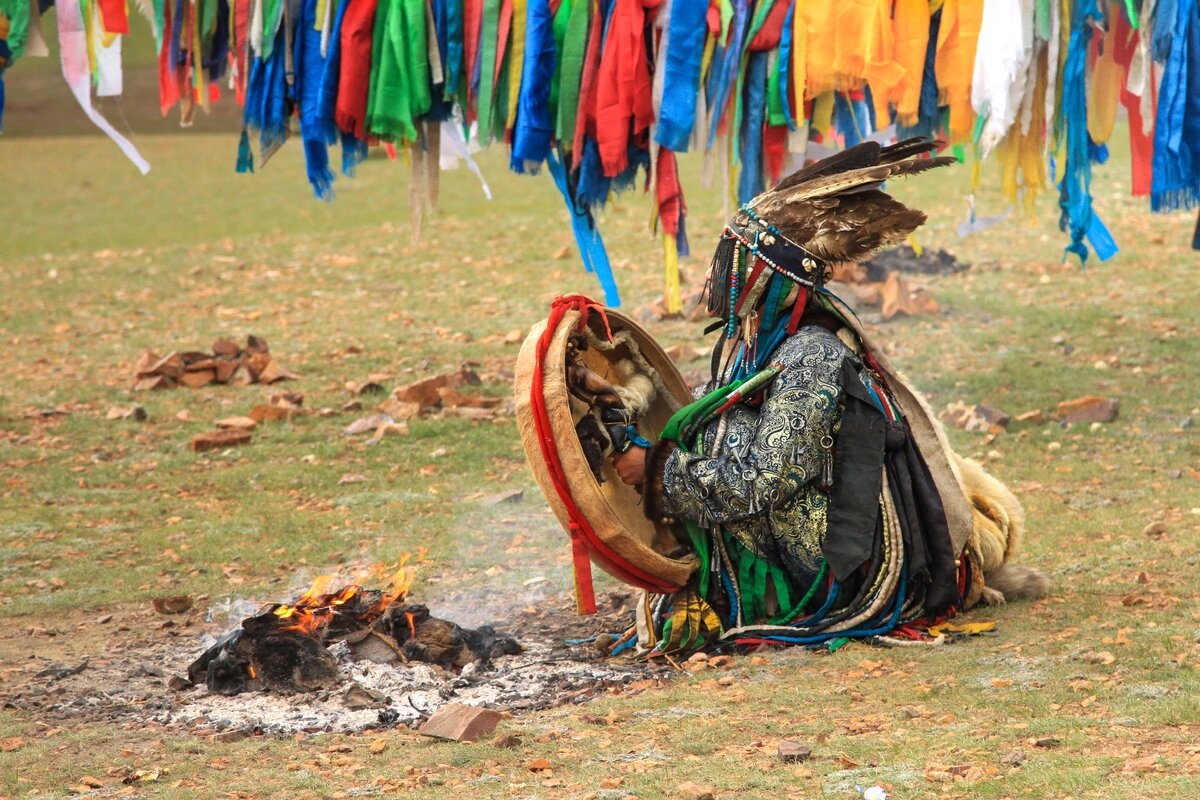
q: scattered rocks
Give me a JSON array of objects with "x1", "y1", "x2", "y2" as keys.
[
  {"x1": 134, "y1": 336, "x2": 294, "y2": 390},
  {"x1": 418, "y1": 703, "x2": 503, "y2": 743},
  {"x1": 1056, "y1": 396, "x2": 1118, "y2": 424}
]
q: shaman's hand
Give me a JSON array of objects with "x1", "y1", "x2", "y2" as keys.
[{"x1": 611, "y1": 446, "x2": 648, "y2": 487}]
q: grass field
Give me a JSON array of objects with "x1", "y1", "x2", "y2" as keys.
[{"x1": 2, "y1": 86, "x2": 1199, "y2": 800}]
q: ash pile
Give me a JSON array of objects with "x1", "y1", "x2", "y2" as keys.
[{"x1": 164, "y1": 573, "x2": 664, "y2": 735}]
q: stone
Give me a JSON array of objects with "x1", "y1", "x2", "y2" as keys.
[
  {"x1": 248, "y1": 404, "x2": 295, "y2": 422},
  {"x1": 212, "y1": 338, "x2": 241, "y2": 357},
  {"x1": 490, "y1": 734, "x2": 522, "y2": 749},
  {"x1": 674, "y1": 782, "x2": 715, "y2": 800},
  {"x1": 191, "y1": 429, "x2": 252, "y2": 452},
  {"x1": 215, "y1": 416, "x2": 258, "y2": 430},
  {"x1": 707, "y1": 655, "x2": 734, "y2": 669},
  {"x1": 213, "y1": 359, "x2": 241, "y2": 383},
  {"x1": 1034, "y1": 737, "x2": 1061, "y2": 748},
  {"x1": 418, "y1": 703, "x2": 503, "y2": 743},
  {"x1": 777, "y1": 740, "x2": 812, "y2": 763},
  {"x1": 377, "y1": 398, "x2": 422, "y2": 420},
  {"x1": 343, "y1": 683, "x2": 387, "y2": 710},
  {"x1": 1056, "y1": 396, "x2": 1118, "y2": 424},
  {"x1": 1143, "y1": 521, "x2": 1168, "y2": 539},
  {"x1": 393, "y1": 375, "x2": 450, "y2": 408},
  {"x1": 1014, "y1": 409, "x2": 1044, "y2": 425},
  {"x1": 134, "y1": 375, "x2": 174, "y2": 391},
  {"x1": 999, "y1": 750, "x2": 1026, "y2": 767},
  {"x1": 963, "y1": 404, "x2": 1010, "y2": 434},
  {"x1": 244, "y1": 335, "x2": 270, "y2": 354},
  {"x1": 152, "y1": 595, "x2": 193, "y2": 614},
  {"x1": 481, "y1": 489, "x2": 524, "y2": 506},
  {"x1": 106, "y1": 405, "x2": 147, "y2": 421},
  {"x1": 346, "y1": 381, "x2": 386, "y2": 396},
  {"x1": 180, "y1": 369, "x2": 216, "y2": 389},
  {"x1": 167, "y1": 676, "x2": 192, "y2": 692},
  {"x1": 525, "y1": 758, "x2": 552, "y2": 772},
  {"x1": 257, "y1": 359, "x2": 296, "y2": 384}
]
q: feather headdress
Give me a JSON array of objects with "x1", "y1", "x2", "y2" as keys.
[{"x1": 705, "y1": 138, "x2": 954, "y2": 319}]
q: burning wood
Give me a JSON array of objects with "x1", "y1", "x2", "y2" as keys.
[
  {"x1": 186, "y1": 562, "x2": 521, "y2": 696},
  {"x1": 133, "y1": 336, "x2": 296, "y2": 391}
]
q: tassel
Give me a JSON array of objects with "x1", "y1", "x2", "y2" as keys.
[{"x1": 236, "y1": 128, "x2": 255, "y2": 173}]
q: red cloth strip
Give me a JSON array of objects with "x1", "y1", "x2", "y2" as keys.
[
  {"x1": 97, "y1": 0, "x2": 129, "y2": 34},
  {"x1": 335, "y1": 0, "x2": 379, "y2": 140},
  {"x1": 785, "y1": 286, "x2": 808, "y2": 334}
]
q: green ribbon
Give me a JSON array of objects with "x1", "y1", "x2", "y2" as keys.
[
  {"x1": 476, "y1": 0, "x2": 502, "y2": 145},
  {"x1": 556, "y1": 0, "x2": 589, "y2": 149}
]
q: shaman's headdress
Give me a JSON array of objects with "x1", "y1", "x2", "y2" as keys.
[{"x1": 705, "y1": 137, "x2": 955, "y2": 333}]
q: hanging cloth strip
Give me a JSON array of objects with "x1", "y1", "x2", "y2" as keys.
[
  {"x1": 655, "y1": 0, "x2": 707, "y2": 152},
  {"x1": 295, "y1": 0, "x2": 335, "y2": 197},
  {"x1": 58, "y1": 0, "x2": 150, "y2": 173},
  {"x1": 1150, "y1": 0, "x2": 1200, "y2": 211},
  {"x1": 510, "y1": 0, "x2": 556, "y2": 171}
]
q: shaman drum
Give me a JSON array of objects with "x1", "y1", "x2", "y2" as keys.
[{"x1": 514, "y1": 299, "x2": 699, "y2": 603}]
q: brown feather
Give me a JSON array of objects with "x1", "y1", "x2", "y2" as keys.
[{"x1": 771, "y1": 141, "x2": 882, "y2": 192}]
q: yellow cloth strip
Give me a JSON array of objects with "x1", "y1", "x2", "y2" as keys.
[
  {"x1": 506, "y1": 0, "x2": 527, "y2": 131},
  {"x1": 906, "y1": 233, "x2": 923, "y2": 256},
  {"x1": 663, "y1": 232, "x2": 682, "y2": 315}
]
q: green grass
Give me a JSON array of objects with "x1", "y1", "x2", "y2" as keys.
[{"x1": 1, "y1": 112, "x2": 1199, "y2": 798}]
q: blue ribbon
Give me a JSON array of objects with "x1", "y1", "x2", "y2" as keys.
[
  {"x1": 707, "y1": 0, "x2": 750, "y2": 150},
  {"x1": 547, "y1": 147, "x2": 621, "y2": 306},
  {"x1": 1150, "y1": 0, "x2": 1200, "y2": 212},
  {"x1": 295, "y1": 0, "x2": 334, "y2": 199},
  {"x1": 656, "y1": 0, "x2": 709, "y2": 152},
  {"x1": 737, "y1": 50, "x2": 768, "y2": 203},
  {"x1": 777, "y1": 1, "x2": 796, "y2": 131}
]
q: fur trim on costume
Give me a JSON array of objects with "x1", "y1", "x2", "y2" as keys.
[
  {"x1": 953, "y1": 454, "x2": 1048, "y2": 605},
  {"x1": 981, "y1": 563, "x2": 1051, "y2": 602},
  {"x1": 642, "y1": 440, "x2": 679, "y2": 522}
]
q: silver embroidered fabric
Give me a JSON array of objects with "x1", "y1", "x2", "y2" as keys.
[{"x1": 659, "y1": 325, "x2": 849, "y2": 579}]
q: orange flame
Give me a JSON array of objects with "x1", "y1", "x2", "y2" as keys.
[{"x1": 272, "y1": 557, "x2": 415, "y2": 635}]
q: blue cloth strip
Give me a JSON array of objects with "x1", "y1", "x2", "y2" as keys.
[{"x1": 656, "y1": 0, "x2": 709, "y2": 152}]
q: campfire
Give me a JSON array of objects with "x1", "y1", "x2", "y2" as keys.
[{"x1": 187, "y1": 560, "x2": 521, "y2": 696}]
